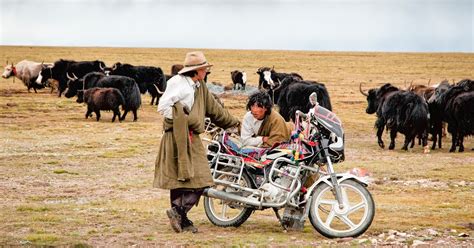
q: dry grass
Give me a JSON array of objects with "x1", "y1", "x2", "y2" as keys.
[{"x1": 0, "y1": 46, "x2": 473, "y2": 246}]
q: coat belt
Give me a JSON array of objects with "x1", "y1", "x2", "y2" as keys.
[{"x1": 164, "y1": 128, "x2": 199, "y2": 135}]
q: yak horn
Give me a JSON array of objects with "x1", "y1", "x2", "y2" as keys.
[
  {"x1": 72, "y1": 73, "x2": 78, "y2": 80},
  {"x1": 66, "y1": 72, "x2": 75, "y2": 81},
  {"x1": 99, "y1": 63, "x2": 105, "y2": 71},
  {"x1": 423, "y1": 91, "x2": 428, "y2": 101},
  {"x1": 359, "y1": 82, "x2": 368, "y2": 96},
  {"x1": 273, "y1": 78, "x2": 283, "y2": 91},
  {"x1": 153, "y1": 84, "x2": 165, "y2": 95}
]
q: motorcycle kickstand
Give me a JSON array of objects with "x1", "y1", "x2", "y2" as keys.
[{"x1": 272, "y1": 208, "x2": 288, "y2": 231}]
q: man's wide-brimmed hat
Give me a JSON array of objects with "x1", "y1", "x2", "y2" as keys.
[{"x1": 178, "y1": 51, "x2": 213, "y2": 74}]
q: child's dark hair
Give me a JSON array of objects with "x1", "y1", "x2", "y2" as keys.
[{"x1": 246, "y1": 91, "x2": 273, "y2": 114}]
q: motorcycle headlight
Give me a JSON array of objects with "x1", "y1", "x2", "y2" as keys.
[{"x1": 328, "y1": 133, "x2": 345, "y2": 163}]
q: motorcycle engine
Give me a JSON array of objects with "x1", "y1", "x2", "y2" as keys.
[
  {"x1": 260, "y1": 183, "x2": 285, "y2": 203},
  {"x1": 260, "y1": 165, "x2": 296, "y2": 203}
]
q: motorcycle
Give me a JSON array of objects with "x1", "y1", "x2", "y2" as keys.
[{"x1": 202, "y1": 93, "x2": 375, "y2": 238}]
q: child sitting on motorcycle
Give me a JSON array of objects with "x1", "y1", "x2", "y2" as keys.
[{"x1": 241, "y1": 91, "x2": 294, "y2": 147}]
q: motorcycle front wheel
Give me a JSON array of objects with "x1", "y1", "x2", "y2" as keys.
[
  {"x1": 203, "y1": 172, "x2": 254, "y2": 227},
  {"x1": 309, "y1": 179, "x2": 375, "y2": 238}
]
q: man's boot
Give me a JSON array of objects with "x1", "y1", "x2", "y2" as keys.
[
  {"x1": 166, "y1": 207, "x2": 182, "y2": 233},
  {"x1": 181, "y1": 214, "x2": 198, "y2": 233}
]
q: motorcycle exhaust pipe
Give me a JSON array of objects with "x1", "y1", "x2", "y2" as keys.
[
  {"x1": 203, "y1": 188, "x2": 286, "y2": 208},
  {"x1": 203, "y1": 188, "x2": 261, "y2": 207}
]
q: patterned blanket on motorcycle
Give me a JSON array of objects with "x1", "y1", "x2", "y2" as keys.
[{"x1": 223, "y1": 135, "x2": 267, "y2": 161}]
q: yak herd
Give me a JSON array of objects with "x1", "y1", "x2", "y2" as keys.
[
  {"x1": 360, "y1": 79, "x2": 473, "y2": 153},
  {"x1": 2, "y1": 59, "x2": 473, "y2": 153}
]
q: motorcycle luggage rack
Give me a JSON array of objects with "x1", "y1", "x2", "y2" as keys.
[
  {"x1": 207, "y1": 140, "x2": 260, "y2": 195},
  {"x1": 212, "y1": 151, "x2": 246, "y2": 187},
  {"x1": 206, "y1": 140, "x2": 220, "y2": 167}
]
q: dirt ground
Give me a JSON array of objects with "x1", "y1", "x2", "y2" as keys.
[{"x1": 0, "y1": 46, "x2": 473, "y2": 246}]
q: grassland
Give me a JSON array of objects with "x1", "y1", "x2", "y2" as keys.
[{"x1": 0, "y1": 46, "x2": 473, "y2": 246}]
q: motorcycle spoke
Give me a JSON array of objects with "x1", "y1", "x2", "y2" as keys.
[
  {"x1": 221, "y1": 204, "x2": 229, "y2": 219},
  {"x1": 319, "y1": 199, "x2": 338, "y2": 206},
  {"x1": 318, "y1": 205, "x2": 331, "y2": 214},
  {"x1": 348, "y1": 201, "x2": 365, "y2": 214},
  {"x1": 341, "y1": 187, "x2": 349, "y2": 205},
  {"x1": 324, "y1": 209, "x2": 337, "y2": 226},
  {"x1": 338, "y1": 214, "x2": 357, "y2": 229}
]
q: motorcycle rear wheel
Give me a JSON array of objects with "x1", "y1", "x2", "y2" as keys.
[
  {"x1": 204, "y1": 173, "x2": 254, "y2": 227},
  {"x1": 309, "y1": 179, "x2": 375, "y2": 238}
]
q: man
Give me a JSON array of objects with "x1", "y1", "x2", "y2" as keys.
[
  {"x1": 155, "y1": 51, "x2": 240, "y2": 233},
  {"x1": 241, "y1": 91, "x2": 293, "y2": 147}
]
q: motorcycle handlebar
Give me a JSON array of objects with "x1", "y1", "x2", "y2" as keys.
[{"x1": 295, "y1": 110, "x2": 308, "y2": 120}]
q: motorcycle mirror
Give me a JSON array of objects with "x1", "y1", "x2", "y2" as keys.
[{"x1": 309, "y1": 92, "x2": 318, "y2": 106}]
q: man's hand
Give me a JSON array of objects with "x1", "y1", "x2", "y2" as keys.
[
  {"x1": 225, "y1": 126, "x2": 240, "y2": 135},
  {"x1": 262, "y1": 136, "x2": 269, "y2": 143},
  {"x1": 226, "y1": 122, "x2": 241, "y2": 135}
]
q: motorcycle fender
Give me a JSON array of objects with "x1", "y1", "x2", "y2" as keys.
[{"x1": 306, "y1": 173, "x2": 369, "y2": 196}]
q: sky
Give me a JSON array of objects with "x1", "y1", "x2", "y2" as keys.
[{"x1": 0, "y1": 0, "x2": 472, "y2": 52}]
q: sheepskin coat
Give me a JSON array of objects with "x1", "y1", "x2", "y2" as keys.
[
  {"x1": 258, "y1": 110, "x2": 293, "y2": 147},
  {"x1": 153, "y1": 82, "x2": 239, "y2": 190}
]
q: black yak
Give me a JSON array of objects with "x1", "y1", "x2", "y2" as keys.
[
  {"x1": 107, "y1": 62, "x2": 166, "y2": 105},
  {"x1": 431, "y1": 79, "x2": 474, "y2": 152},
  {"x1": 70, "y1": 75, "x2": 141, "y2": 121},
  {"x1": 275, "y1": 76, "x2": 332, "y2": 121},
  {"x1": 426, "y1": 80, "x2": 451, "y2": 150},
  {"x1": 256, "y1": 67, "x2": 303, "y2": 91},
  {"x1": 360, "y1": 83, "x2": 430, "y2": 151},
  {"x1": 36, "y1": 59, "x2": 105, "y2": 97},
  {"x1": 95, "y1": 76, "x2": 142, "y2": 122},
  {"x1": 231, "y1": 70, "x2": 247, "y2": 90},
  {"x1": 64, "y1": 72, "x2": 107, "y2": 98}
]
